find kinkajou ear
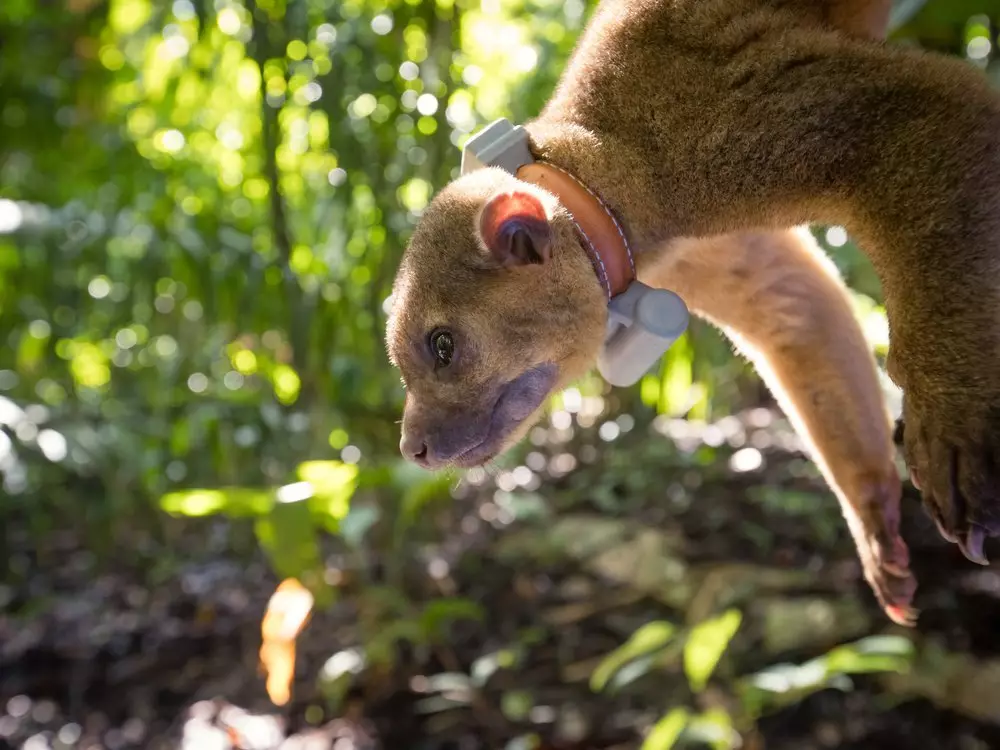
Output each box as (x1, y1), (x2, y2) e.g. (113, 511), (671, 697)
(479, 190), (553, 267)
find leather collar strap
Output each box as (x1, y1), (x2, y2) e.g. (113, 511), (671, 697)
(515, 161), (636, 301)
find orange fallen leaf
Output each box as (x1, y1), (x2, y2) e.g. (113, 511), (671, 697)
(260, 578), (314, 706)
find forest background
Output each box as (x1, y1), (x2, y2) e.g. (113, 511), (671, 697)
(3, 0), (1000, 748)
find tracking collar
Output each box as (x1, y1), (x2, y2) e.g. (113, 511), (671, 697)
(461, 118), (689, 388)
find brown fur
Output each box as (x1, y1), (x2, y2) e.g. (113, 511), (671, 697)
(387, 0), (1000, 620)
(646, 228), (912, 615)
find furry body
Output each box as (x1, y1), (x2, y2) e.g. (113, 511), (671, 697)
(387, 0), (1000, 621)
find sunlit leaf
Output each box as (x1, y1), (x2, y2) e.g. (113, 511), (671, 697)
(641, 708), (690, 750)
(738, 634), (914, 719)
(501, 690), (534, 722)
(684, 609), (742, 693)
(685, 708), (738, 750)
(412, 695), (471, 715)
(109, 0), (150, 34)
(823, 634), (914, 675)
(424, 672), (474, 694)
(69, 341), (110, 389)
(608, 654), (661, 693)
(271, 364), (301, 404)
(297, 460), (358, 524)
(661, 332), (693, 416)
(298, 460), (357, 494)
(260, 578), (314, 706)
(159, 487), (274, 517)
(471, 651), (505, 687)
(590, 620), (677, 693)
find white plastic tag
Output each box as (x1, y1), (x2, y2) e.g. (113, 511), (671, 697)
(597, 281), (689, 387)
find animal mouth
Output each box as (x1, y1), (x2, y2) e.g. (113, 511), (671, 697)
(449, 364), (557, 469)
(450, 435), (502, 469)
(449, 397), (515, 468)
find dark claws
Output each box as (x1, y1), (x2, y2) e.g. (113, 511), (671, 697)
(932, 514), (958, 543)
(959, 526), (989, 566)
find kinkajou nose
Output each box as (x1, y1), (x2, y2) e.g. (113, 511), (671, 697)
(399, 432), (429, 466)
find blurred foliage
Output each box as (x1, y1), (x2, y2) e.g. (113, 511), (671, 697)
(2, 0), (997, 535)
(3, 0), (1000, 746)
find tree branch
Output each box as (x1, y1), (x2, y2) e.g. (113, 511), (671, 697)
(246, 1), (312, 384)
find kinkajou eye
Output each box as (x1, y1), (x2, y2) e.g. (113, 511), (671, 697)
(429, 329), (455, 367)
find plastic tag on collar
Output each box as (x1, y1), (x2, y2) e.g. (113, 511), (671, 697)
(461, 118), (534, 176)
(597, 281), (690, 387)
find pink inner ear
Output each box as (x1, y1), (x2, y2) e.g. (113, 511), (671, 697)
(480, 191), (552, 266)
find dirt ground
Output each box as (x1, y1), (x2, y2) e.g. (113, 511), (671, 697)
(4, 408), (1000, 750)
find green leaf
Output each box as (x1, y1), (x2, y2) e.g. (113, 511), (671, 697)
(607, 654), (661, 692)
(822, 634), (914, 675)
(365, 618), (426, 667)
(641, 708), (690, 750)
(686, 708), (737, 750)
(661, 332), (693, 416)
(255, 496), (323, 586)
(684, 609), (742, 693)
(297, 460), (358, 523)
(501, 690), (534, 722)
(471, 642), (529, 687)
(738, 634), (913, 720)
(159, 487), (274, 517)
(590, 620), (677, 693)
(424, 672), (473, 694)
(413, 695), (471, 714)
(420, 597), (486, 641)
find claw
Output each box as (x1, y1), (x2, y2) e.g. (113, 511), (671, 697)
(885, 604), (919, 627)
(882, 560), (910, 578)
(932, 515), (959, 543)
(959, 526), (989, 566)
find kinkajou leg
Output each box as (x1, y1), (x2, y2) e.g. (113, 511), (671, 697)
(665, 29), (1000, 564)
(642, 227), (916, 623)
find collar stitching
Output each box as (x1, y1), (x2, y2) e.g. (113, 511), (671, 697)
(538, 161), (634, 297)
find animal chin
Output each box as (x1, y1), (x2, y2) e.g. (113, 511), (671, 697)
(449, 363), (557, 468)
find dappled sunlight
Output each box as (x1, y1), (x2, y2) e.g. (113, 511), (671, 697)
(3, 0), (1000, 747)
